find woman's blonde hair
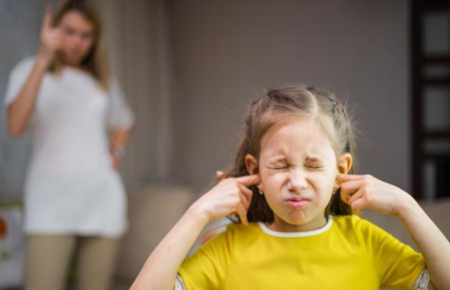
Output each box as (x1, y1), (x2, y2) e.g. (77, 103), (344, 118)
(224, 85), (357, 223)
(50, 0), (110, 90)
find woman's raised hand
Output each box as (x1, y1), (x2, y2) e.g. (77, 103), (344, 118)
(38, 5), (62, 65)
(191, 174), (260, 226)
(337, 173), (413, 216)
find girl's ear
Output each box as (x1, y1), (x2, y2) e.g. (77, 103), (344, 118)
(337, 153), (353, 175)
(245, 154), (263, 190)
(245, 154), (258, 175)
(334, 153), (353, 192)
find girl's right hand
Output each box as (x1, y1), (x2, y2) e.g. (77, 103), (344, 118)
(38, 6), (61, 66)
(191, 174), (260, 226)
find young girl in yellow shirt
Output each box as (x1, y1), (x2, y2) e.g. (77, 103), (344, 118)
(131, 86), (450, 290)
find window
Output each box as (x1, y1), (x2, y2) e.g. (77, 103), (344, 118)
(411, 0), (450, 199)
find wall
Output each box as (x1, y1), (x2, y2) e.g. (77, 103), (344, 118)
(0, 0), (412, 200)
(169, 0), (411, 193)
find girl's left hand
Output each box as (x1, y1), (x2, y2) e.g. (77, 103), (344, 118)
(336, 173), (413, 216)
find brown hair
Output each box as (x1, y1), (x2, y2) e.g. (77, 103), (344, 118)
(224, 85), (357, 223)
(49, 0), (110, 90)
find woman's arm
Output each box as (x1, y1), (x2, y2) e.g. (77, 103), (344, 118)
(7, 6), (60, 138)
(109, 127), (132, 170)
(130, 175), (259, 290)
(338, 174), (450, 290)
(7, 57), (50, 138)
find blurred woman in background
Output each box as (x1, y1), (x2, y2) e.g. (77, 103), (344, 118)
(4, 1), (135, 289)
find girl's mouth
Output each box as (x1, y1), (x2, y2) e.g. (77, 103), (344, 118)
(285, 197), (310, 208)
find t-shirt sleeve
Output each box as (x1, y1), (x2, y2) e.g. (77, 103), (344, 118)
(178, 226), (234, 290)
(4, 57), (36, 108)
(356, 217), (426, 289)
(105, 77), (135, 131)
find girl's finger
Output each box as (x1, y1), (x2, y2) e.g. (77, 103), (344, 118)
(336, 173), (363, 182)
(235, 203), (248, 226)
(348, 190), (363, 204)
(237, 188), (252, 211)
(350, 197), (366, 215)
(238, 192), (250, 210)
(235, 174), (260, 187)
(339, 180), (361, 202)
(238, 183), (253, 203)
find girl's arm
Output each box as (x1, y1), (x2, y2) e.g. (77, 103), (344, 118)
(7, 6), (61, 138)
(338, 174), (450, 290)
(129, 206), (210, 290)
(397, 196), (448, 290)
(130, 175), (259, 290)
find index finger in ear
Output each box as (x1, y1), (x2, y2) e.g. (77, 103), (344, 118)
(336, 173), (362, 182)
(339, 181), (361, 204)
(236, 174), (260, 186)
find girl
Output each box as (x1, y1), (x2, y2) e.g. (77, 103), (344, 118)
(4, 1), (134, 290)
(131, 86), (450, 290)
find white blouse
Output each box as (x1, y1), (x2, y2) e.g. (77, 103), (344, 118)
(4, 57), (135, 238)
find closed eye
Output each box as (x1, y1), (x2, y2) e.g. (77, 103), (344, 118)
(268, 164), (289, 170)
(271, 166), (288, 170)
(306, 165), (324, 169)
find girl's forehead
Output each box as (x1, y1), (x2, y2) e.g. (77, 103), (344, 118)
(260, 118), (334, 159)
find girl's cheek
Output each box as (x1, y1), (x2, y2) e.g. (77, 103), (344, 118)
(264, 171), (289, 185)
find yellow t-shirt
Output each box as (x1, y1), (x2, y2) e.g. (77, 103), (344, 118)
(178, 215), (425, 290)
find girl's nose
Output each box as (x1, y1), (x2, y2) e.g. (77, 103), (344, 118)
(287, 167), (307, 192)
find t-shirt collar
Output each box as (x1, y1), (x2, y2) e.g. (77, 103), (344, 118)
(258, 215), (333, 238)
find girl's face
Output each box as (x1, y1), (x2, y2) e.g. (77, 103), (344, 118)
(58, 10), (95, 66)
(251, 117), (341, 232)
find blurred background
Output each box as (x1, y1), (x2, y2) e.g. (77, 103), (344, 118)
(0, 0), (449, 289)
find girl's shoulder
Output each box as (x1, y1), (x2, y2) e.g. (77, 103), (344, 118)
(211, 222), (262, 242)
(333, 214), (371, 225)
(332, 214), (393, 242)
(225, 221), (260, 234)
(332, 214), (380, 233)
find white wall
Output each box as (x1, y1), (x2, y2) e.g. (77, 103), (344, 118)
(170, 0), (411, 193)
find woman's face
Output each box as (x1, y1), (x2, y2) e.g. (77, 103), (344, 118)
(256, 117), (339, 232)
(58, 10), (95, 66)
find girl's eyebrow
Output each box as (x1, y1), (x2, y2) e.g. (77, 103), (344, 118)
(267, 156), (288, 164)
(305, 156), (323, 162)
(266, 154), (324, 164)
